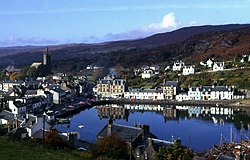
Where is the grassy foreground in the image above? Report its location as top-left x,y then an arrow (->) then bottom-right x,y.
0,136 -> 93,160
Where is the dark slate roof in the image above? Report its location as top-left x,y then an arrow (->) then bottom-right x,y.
10,127 -> 28,135
98,123 -> 143,142
98,79 -> 113,84
201,86 -> 233,92
3,80 -> 23,84
191,86 -> 233,92
128,88 -> 142,92
24,115 -> 37,129
163,81 -> 178,87
25,90 -> 37,95
51,87 -> 65,93
0,110 -> 14,121
212,86 -> 232,92
44,91 -> 52,95
32,129 -> 48,139
14,100 -> 26,108
142,89 -> 163,93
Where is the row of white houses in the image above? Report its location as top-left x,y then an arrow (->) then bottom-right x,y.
123,85 -> 244,101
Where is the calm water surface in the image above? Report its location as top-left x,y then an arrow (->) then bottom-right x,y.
55,104 -> 250,151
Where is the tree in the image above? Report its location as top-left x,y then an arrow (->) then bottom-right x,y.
26,67 -> 38,79
154,139 -> 193,160
92,134 -> 129,159
45,128 -> 66,149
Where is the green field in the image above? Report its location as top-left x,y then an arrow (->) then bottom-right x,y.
0,136 -> 93,160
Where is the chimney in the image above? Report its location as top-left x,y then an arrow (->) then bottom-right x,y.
107,118 -> 113,136
134,122 -> 137,127
142,125 -> 150,140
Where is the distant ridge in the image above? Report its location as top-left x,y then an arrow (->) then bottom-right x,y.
0,24 -> 250,70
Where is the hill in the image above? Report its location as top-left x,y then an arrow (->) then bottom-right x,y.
0,24 -> 250,72
0,136 -> 92,160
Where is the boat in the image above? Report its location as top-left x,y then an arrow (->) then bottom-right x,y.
78,125 -> 84,128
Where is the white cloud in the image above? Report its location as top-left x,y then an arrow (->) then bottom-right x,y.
148,12 -> 177,30
0,35 -> 58,46
104,12 -> 179,42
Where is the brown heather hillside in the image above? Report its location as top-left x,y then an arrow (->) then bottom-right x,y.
182,28 -> 250,62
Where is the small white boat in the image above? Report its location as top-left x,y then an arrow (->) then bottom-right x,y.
78,125 -> 84,128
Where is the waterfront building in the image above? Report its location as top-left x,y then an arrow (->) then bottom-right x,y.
94,75 -> 126,98
124,88 -> 164,100
188,87 -> 202,100
47,86 -> 66,104
188,85 -> 234,100
162,81 -> 180,100
176,92 -> 189,101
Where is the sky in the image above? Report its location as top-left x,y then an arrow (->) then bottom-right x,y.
0,0 -> 250,47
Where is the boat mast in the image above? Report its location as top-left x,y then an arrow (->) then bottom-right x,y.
230,125 -> 233,143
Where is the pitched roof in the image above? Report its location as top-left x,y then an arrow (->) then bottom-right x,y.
98,123 -> 143,142
163,81 -> 179,87
0,110 -> 14,121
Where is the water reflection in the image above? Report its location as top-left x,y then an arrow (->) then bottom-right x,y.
96,104 -> 249,130
55,103 -> 250,151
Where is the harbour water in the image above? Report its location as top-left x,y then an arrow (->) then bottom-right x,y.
55,104 -> 250,151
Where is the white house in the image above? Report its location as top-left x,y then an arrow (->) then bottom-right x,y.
188,87 -> 202,100
188,85 -> 234,100
176,93 -> 189,101
24,114 -> 51,137
141,69 -> 154,79
8,100 -> 26,115
150,65 -> 160,71
213,62 -> 224,71
182,65 -> 195,75
210,86 -> 234,100
1,80 -> 23,92
173,61 -> 185,71
206,59 -> 214,68
47,86 -> 66,104
124,88 -> 164,100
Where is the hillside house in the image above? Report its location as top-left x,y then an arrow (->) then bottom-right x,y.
141,69 -> 154,79
213,62 -> 224,71
172,61 -> 185,71
240,54 -> 250,63
206,59 -> 214,68
150,65 -> 160,71
182,65 -> 195,75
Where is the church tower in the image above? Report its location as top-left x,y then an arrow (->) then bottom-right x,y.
43,48 -> 51,74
